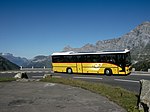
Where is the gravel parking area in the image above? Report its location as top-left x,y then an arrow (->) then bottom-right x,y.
0,81 -> 126,112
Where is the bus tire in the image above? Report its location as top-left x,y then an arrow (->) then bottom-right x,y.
66,68 -> 72,74
104,68 -> 112,76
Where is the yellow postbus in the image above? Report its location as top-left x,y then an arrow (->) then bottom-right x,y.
51,49 -> 132,75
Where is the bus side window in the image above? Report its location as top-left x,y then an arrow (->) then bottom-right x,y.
68,56 -> 73,62
77,56 -> 82,62
64,56 -> 75,62
59,56 -> 64,62
92,55 -> 100,62
100,55 -> 107,62
53,56 -> 64,63
117,54 -> 125,66
87,55 -> 91,62
71,56 -> 76,62
52,56 -> 61,63
52,56 -> 56,62
109,55 -> 116,63
82,55 -> 86,62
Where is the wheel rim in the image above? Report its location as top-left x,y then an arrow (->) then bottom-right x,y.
105,69 -> 112,76
106,70 -> 110,75
67,68 -> 72,74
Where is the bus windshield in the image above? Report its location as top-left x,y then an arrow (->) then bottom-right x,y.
125,52 -> 131,66
117,52 -> 131,67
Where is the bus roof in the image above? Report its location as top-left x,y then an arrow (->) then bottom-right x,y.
51,49 -> 130,56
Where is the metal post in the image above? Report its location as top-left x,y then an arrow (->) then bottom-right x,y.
132,68 -> 135,72
20,66 -> 22,70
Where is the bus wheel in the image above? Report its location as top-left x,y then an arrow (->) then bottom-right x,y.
105,69 -> 112,76
66,68 -> 72,74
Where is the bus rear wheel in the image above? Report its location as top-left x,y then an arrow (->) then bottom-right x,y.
104,68 -> 112,76
66,68 -> 72,74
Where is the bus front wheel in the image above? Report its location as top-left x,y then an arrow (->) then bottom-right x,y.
66,68 -> 72,74
104,69 -> 112,76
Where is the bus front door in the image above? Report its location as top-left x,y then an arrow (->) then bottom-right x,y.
77,63 -> 83,73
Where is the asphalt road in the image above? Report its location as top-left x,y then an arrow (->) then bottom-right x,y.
50,72 -> 150,93
0,71 -> 150,93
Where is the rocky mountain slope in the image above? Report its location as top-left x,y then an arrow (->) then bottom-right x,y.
0,53 -> 29,66
0,53 -> 51,68
0,56 -> 20,71
63,21 -> 150,71
23,55 -> 51,68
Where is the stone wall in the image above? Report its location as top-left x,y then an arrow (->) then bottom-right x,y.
139,80 -> 150,112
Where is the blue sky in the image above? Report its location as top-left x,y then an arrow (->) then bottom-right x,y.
0,0 -> 150,59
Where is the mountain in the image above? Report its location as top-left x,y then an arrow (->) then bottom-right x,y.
1,22 -> 149,70
0,56 -> 20,71
23,55 -> 51,68
0,53 -> 52,68
0,53 -> 29,66
63,21 -> 150,71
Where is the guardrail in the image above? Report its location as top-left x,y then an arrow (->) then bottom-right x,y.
20,66 -> 51,70
132,68 -> 150,73
20,68 -> 51,71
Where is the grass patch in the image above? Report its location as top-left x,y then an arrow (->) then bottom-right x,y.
41,77 -> 140,112
0,77 -> 16,82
